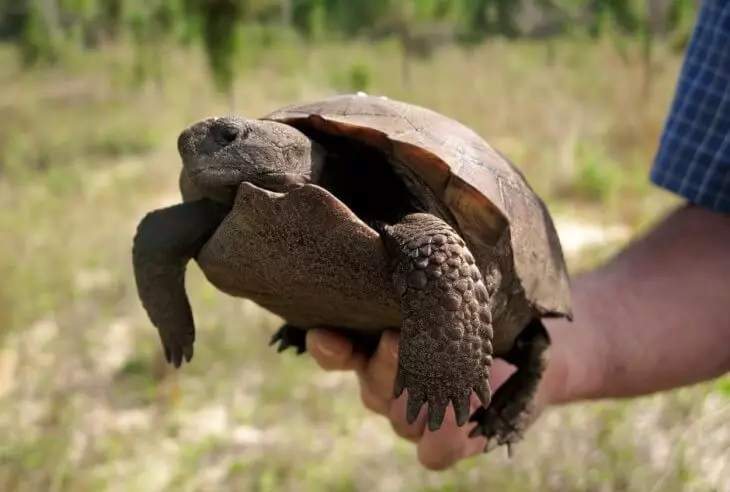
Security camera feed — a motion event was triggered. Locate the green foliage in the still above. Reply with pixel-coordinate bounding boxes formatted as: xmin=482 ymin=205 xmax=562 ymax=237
xmin=125 ymin=2 xmax=185 ymax=89
xmin=330 ymin=61 xmax=373 ymax=92
xmin=18 ymin=3 xmax=58 ymax=66
xmin=713 ymin=376 xmax=730 ymax=399
xmin=2 ymin=1 xmax=703 ymax=51
xmin=0 ymin=0 xmax=703 ymax=107
xmin=191 ymin=0 xmax=244 ymax=95
xmin=346 ymin=63 xmax=372 ymax=92
xmin=666 ymin=0 xmax=696 ymax=51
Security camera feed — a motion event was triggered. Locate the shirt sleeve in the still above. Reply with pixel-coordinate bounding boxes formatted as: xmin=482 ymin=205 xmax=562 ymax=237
xmin=649 ymin=0 xmax=730 ymax=213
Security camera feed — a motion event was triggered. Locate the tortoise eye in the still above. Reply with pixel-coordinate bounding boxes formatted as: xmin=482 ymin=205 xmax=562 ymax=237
xmin=219 ymin=125 xmax=239 ymax=144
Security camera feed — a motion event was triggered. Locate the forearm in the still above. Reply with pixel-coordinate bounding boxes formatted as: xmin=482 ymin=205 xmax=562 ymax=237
xmin=546 ymin=204 xmax=730 ymax=405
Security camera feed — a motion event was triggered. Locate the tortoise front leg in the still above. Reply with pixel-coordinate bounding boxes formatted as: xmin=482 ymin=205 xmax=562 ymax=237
xmin=132 ymin=199 xmax=229 ymax=367
xmin=375 ymin=213 xmax=494 ymax=431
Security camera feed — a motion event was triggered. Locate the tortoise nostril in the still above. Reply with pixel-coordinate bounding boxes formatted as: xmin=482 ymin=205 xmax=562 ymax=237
xmin=219 ymin=125 xmax=239 ymax=144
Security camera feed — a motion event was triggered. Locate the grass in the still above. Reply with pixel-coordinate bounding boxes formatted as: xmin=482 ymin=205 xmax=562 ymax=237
xmin=0 ymin=37 xmax=728 ymax=491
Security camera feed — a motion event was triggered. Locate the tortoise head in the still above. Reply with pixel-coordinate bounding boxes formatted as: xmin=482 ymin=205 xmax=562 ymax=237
xmin=177 ymin=116 xmax=326 ymax=199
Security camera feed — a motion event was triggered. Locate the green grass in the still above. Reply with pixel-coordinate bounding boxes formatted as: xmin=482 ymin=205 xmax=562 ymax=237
xmin=0 ymin=38 xmax=727 ymax=491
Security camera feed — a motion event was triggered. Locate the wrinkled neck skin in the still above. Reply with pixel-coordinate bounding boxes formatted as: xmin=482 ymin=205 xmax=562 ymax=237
xmin=177 ymin=118 xmax=327 ymax=207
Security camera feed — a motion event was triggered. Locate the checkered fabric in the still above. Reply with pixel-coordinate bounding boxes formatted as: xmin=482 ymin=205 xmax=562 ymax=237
xmin=650 ymin=0 xmax=730 ymax=213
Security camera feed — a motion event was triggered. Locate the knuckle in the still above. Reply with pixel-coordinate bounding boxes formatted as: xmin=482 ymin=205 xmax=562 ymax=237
xmin=312 ymin=354 xmax=345 ymax=371
xmin=390 ymin=420 xmax=420 ymax=443
xmin=420 ymin=456 xmax=453 ymax=471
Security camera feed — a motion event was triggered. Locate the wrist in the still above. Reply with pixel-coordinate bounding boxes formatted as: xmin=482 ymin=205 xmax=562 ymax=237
xmin=539 ymin=204 xmax=730 ymax=407
xmin=539 ymin=271 xmax=612 ymax=407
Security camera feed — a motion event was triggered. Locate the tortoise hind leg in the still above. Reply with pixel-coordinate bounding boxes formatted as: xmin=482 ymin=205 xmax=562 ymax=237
xmin=269 ymin=324 xmax=308 ymax=354
xmin=375 ymin=212 xmax=494 ymax=431
xmin=468 ymin=318 xmax=550 ymax=455
xmin=270 ymin=323 xmax=382 ymax=358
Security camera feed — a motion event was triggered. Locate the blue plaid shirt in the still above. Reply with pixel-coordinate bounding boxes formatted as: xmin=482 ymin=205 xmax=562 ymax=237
xmin=650 ymin=0 xmax=730 ymax=213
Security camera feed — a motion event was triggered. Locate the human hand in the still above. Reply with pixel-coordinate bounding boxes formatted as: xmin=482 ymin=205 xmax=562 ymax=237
xmin=305 ymin=328 xmax=556 ymax=470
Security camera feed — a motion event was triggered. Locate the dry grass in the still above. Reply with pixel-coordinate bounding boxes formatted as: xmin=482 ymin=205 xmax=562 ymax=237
xmin=0 ymin=37 xmax=728 ymax=491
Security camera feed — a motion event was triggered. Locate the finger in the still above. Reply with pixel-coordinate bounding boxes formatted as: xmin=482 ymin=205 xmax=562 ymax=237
xmin=458 ymin=360 xmax=514 ymax=458
xmin=306 ymin=329 xmax=363 ymax=371
xmin=415 ymin=405 xmax=468 ymax=470
xmin=417 ymin=394 xmax=486 ymax=470
xmin=388 ymin=392 xmax=427 ymax=442
xmin=463 ymin=393 xmax=489 ymax=458
xmin=355 ymin=330 xmax=400 ymax=403
xmin=408 ymin=360 xmax=516 ymax=469
xmin=359 ymin=379 xmax=390 ymax=415
xmin=463 ymin=426 xmax=488 ymax=458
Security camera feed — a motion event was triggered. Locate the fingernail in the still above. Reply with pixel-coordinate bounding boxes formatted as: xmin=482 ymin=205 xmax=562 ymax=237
xmin=314 ymin=331 xmax=348 ymax=357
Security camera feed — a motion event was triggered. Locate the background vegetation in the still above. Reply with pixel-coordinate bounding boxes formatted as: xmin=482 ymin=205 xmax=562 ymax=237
xmin=1 ymin=0 xmax=728 ymax=490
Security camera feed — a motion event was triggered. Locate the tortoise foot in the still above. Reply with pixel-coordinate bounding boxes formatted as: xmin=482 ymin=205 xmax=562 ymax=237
xmin=469 ymin=319 xmax=550 ymax=456
xmin=375 ymin=212 xmax=494 ymax=431
xmin=269 ymin=324 xmax=308 ymax=354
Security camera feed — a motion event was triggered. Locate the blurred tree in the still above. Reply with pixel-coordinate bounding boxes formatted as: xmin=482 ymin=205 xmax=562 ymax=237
xmin=128 ymin=0 xmax=185 ymax=94
xmin=666 ymin=0 xmax=696 ymax=52
xmin=0 ymin=0 xmax=703 ymax=100
xmin=98 ymin=0 xmax=123 ymax=39
xmin=18 ymin=0 xmax=62 ymax=66
xmin=0 ymin=0 xmax=29 ymax=40
xmin=197 ymin=0 xmax=245 ymax=111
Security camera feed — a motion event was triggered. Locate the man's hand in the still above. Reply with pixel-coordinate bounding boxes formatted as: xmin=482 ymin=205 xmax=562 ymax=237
xmin=301 ymin=205 xmax=730 ymax=471
xmin=305 ymin=328 xmax=555 ymax=470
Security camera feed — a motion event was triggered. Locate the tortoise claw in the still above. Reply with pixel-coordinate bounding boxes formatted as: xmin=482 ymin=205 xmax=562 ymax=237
xmin=269 ymin=324 xmax=308 ymax=355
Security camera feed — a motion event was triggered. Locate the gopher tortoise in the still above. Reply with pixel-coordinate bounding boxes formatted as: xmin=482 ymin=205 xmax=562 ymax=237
xmin=132 ymin=93 xmax=572 ymax=453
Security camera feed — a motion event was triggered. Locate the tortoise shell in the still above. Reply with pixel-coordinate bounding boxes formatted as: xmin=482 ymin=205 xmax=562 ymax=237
xmin=262 ymin=93 xmax=572 ymax=319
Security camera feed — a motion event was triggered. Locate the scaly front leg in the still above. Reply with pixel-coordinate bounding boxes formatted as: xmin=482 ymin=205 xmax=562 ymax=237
xmin=375 ymin=213 xmax=494 ymax=431
xmin=132 ymin=199 xmax=230 ymax=367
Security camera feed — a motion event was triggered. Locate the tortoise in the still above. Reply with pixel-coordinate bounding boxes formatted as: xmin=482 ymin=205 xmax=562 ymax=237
xmin=132 ymin=93 xmax=572 ymax=452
